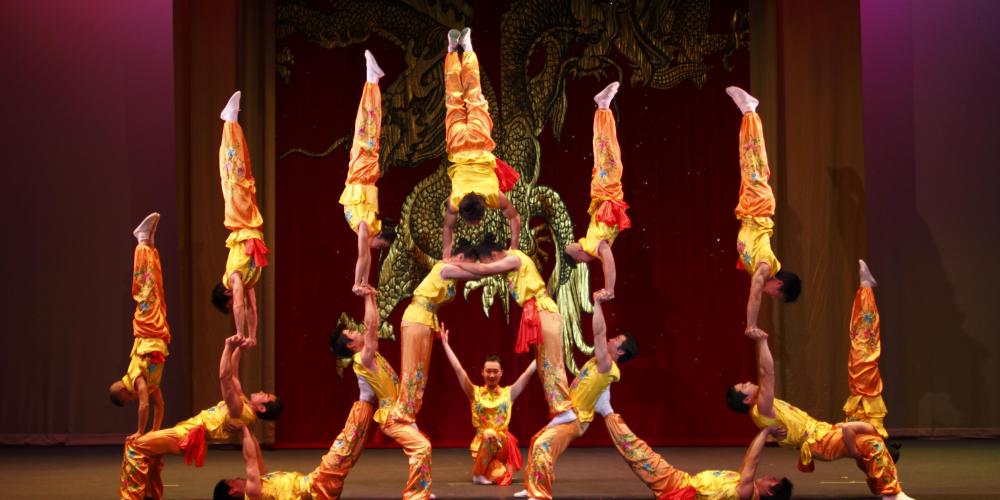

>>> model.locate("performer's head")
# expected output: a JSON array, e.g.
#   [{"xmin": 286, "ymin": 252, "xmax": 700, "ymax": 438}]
[
  {"xmin": 330, "ymin": 319, "xmax": 364, "ymax": 358},
  {"xmin": 764, "ymin": 270, "xmax": 801, "ymax": 303},
  {"xmin": 108, "ymin": 380, "xmax": 134, "ymax": 406},
  {"xmin": 607, "ymin": 333, "xmax": 638, "ymax": 363},
  {"xmin": 757, "ymin": 476, "xmax": 793, "ymax": 500},
  {"xmin": 725, "ymin": 382, "xmax": 758, "ymax": 413},
  {"xmin": 372, "ymin": 218, "xmax": 397, "ymax": 249},
  {"xmin": 450, "ymin": 237, "xmax": 479, "ymax": 262},
  {"xmin": 213, "ymin": 478, "xmax": 245, "ymax": 500},
  {"xmin": 458, "ymin": 193, "xmax": 487, "ymax": 223},
  {"xmin": 250, "ymin": 391, "xmax": 283, "ymax": 420},
  {"xmin": 211, "ymin": 283, "xmax": 233, "ymax": 314},
  {"xmin": 482, "ymin": 355, "xmax": 503, "ymax": 389},
  {"xmin": 476, "ymin": 232, "xmax": 507, "ymax": 262}
]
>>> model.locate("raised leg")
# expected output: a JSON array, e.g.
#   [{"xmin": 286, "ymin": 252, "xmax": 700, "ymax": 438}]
[
  {"xmin": 604, "ymin": 413, "xmax": 691, "ymax": 497},
  {"xmin": 381, "ymin": 420, "xmax": 433, "ymax": 499},
  {"xmin": 458, "ymin": 50, "xmax": 495, "ymax": 153},
  {"xmin": 844, "ymin": 260, "xmax": 887, "ymax": 437},
  {"xmin": 534, "ymin": 311, "xmax": 572, "ymax": 417},
  {"xmin": 523, "ymin": 420, "xmax": 583, "ymax": 500},
  {"xmin": 733, "ymin": 107, "xmax": 775, "ymax": 219},
  {"xmin": 309, "ymin": 400, "xmax": 376, "ymax": 498},
  {"xmin": 444, "ymin": 51, "xmax": 469, "ymax": 154},
  {"xmin": 391, "ymin": 323, "xmax": 434, "ymax": 424},
  {"xmin": 132, "ymin": 241, "xmax": 170, "ymax": 343}
]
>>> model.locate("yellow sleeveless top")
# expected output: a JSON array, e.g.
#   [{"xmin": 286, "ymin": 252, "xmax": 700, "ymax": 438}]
[
  {"xmin": 751, "ymin": 398, "xmax": 832, "ymax": 468},
  {"xmin": 352, "ymin": 352, "xmax": 400, "ymax": 424},
  {"xmin": 569, "ymin": 358, "xmax": 620, "ymax": 423},
  {"xmin": 122, "ymin": 338, "xmax": 169, "ymax": 393},
  {"xmin": 222, "ymin": 228, "xmax": 264, "ymax": 289},
  {"xmin": 447, "ymin": 150, "xmax": 500, "ymax": 209},
  {"xmin": 505, "ymin": 250, "xmax": 558, "ymax": 312},
  {"xmin": 470, "ymin": 385, "xmax": 513, "ymax": 453},
  {"xmin": 401, "ymin": 262, "xmax": 457, "ymax": 330},
  {"xmin": 175, "ymin": 398, "xmax": 258, "ymax": 443},
  {"xmin": 689, "ymin": 470, "xmax": 754, "ymax": 500},
  {"xmin": 737, "ymin": 217, "xmax": 780, "ymax": 277},
  {"xmin": 251, "ymin": 471, "xmax": 312, "ymax": 500}
]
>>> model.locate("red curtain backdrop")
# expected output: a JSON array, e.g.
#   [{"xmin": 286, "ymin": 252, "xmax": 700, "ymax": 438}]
[{"xmin": 275, "ymin": 1, "xmax": 756, "ymax": 448}]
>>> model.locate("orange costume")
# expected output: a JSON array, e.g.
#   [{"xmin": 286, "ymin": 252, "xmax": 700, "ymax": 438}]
[
  {"xmin": 121, "ymin": 243, "xmax": 171, "ymax": 397},
  {"xmin": 844, "ymin": 285, "xmax": 888, "ymax": 438},
  {"xmin": 750, "ymin": 398, "xmax": 901, "ymax": 496},
  {"xmin": 524, "ymin": 358, "xmax": 618, "ymax": 500},
  {"xmin": 734, "ymin": 112, "xmax": 780, "ymax": 277},
  {"xmin": 219, "ymin": 119, "xmax": 269, "ymax": 290},
  {"xmin": 340, "ymin": 81, "xmax": 383, "ymax": 236},
  {"xmin": 606, "ymin": 413, "xmax": 756, "ymax": 500},
  {"xmin": 119, "ymin": 399, "xmax": 258, "ymax": 500},
  {"xmin": 504, "ymin": 250, "xmax": 571, "ymax": 417},
  {"xmin": 468, "ymin": 385, "xmax": 523, "ymax": 485},
  {"xmin": 444, "ymin": 50, "xmax": 519, "ymax": 210},
  {"xmin": 253, "ymin": 400, "xmax": 376, "ymax": 499},
  {"xmin": 578, "ymin": 107, "xmax": 631, "ymax": 256}
]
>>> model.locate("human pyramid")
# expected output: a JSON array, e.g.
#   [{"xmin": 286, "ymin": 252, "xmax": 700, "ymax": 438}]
[{"xmin": 112, "ymin": 28, "xmax": 915, "ymax": 500}]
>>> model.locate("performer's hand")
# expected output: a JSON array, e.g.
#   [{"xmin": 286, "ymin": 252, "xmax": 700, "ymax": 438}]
[
  {"xmin": 223, "ymin": 420, "xmax": 244, "ymax": 434},
  {"xmin": 597, "ymin": 288, "xmax": 615, "ymax": 301},
  {"xmin": 439, "ymin": 323, "xmax": 450, "ymax": 345},
  {"xmin": 744, "ymin": 326, "xmax": 768, "ymax": 340},
  {"xmin": 225, "ymin": 334, "xmax": 242, "ymax": 348},
  {"xmin": 127, "ymin": 431, "xmax": 143, "ymax": 442},
  {"xmin": 766, "ymin": 425, "xmax": 787, "ymax": 440},
  {"xmin": 358, "ymin": 284, "xmax": 378, "ymax": 297},
  {"xmin": 352, "ymin": 284, "xmax": 367, "ymax": 296},
  {"xmin": 241, "ymin": 336, "xmax": 258, "ymax": 349},
  {"xmin": 593, "ymin": 290, "xmax": 611, "ymax": 304}
]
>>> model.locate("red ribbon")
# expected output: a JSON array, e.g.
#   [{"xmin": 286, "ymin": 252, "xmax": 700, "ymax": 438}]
[
  {"xmin": 515, "ymin": 299, "xmax": 542, "ymax": 354},
  {"xmin": 657, "ymin": 486, "xmax": 696, "ymax": 500},
  {"xmin": 495, "ymin": 430, "xmax": 523, "ymax": 485},
  {"xmin": 494, "ymin": 157, "xmax": 521, "ymax": 192},
  {"xmin": 178, "ymin": 425, "xmax": 206, "ymax": 467},
  {"xmin": 245, "ymin": 238, "xmax": 270, "ymax": 269},
  {"xmin": 594, "ymin": 199, "xmax": 632, "ymax": 230}
]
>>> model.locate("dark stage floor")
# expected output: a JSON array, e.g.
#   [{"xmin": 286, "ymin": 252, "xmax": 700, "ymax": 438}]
[{"xmin": 0, "ymin": 440, "xmax": 998, "ymax": 499}]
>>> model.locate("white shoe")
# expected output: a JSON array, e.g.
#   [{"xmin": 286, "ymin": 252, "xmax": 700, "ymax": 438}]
[
  {"xmin": 447, "ymin": 29, "xmax": 461, "ymax": 52},
  {"xmin": 459, "ymin": 27, "xmax": 472, "ymax": 52},
  {"xmin": 883, "ymin": 493, "xmax": 915, "ymax": 500},
  {"xmin": 365, "ymin": 50, "xmax": 384, "ymax": 84},
  {"xmin": 472, "ymin": 475, "xmax": 492, "ymax": 485},
  {"xmin": 859, "ymin": 259, "xmax": 878, "ymax": 288},
  {"xmin": 725, "ymin": 86, "xmax": 758, "ymax": 115},
  {"xmin": 513, "ymin": 489, "xmax": 529, "ymax": 498},
  {"xmin": 594, "ymin": 82, "xmax": 619, "ymax": 109},
  {"xmin": 133, "ymin": 212, "xmax": 160, "ymax": 244},
  {"xmin": 220, "ymin": 91, "xmax": 241, "ymax": 122}
]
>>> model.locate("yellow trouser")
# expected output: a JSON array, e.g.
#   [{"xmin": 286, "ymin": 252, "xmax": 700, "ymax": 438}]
[
  {"xmin": 535, "ymin": 310, "xmax": 573, "ymax": 417},
  {"xmin": 390, "ymin": 323, "xmax": 433, "ymax": 424},
  {"xmin": 524, "ymin": 419, "xmax": 584, "ymax": 500},
  {"xmin": 444, "ymin": 51, "xmax": 495, "ymax": 155},
  {"xmin": 119, "ymin": 430, "xmax": 182, "ymax": 500},
  {"xmin": 808, "ymin": 429, "xmax": 901, "ymax": 496},
  {"xmin": 132, "ymin": 243, "xmax": 170, "ymax": 343},
  {"xmin": 605, "ymin": 413, "xmax": 691, "ymax": 497},
  {"xmin": 844, "ymin": 286, "xmax": 888, "ymax": 437},
  {"xmin": 471, "ymin": 428, "xmax": 508, "ymax": 483},
  {"xmin": 381, "ymin": 419, "xmax": 433, "ymax": 500},
  {"xmin": 734, "ymin": 112, "xmax": 776, "ymax": 219},
  {"xmin": 308, "ymin": 400, "xmax": 375, "ymax": 499}
]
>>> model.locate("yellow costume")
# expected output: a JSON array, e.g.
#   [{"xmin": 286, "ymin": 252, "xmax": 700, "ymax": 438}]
[
  {"xmin": 220, "ymin": 119, "xmax": 268, "ymax": 289},
  {"xmin": 505, "ymin": 250, "xmax": 570, "ymax": 418},
  {"xmin": 400, "ymin": 262, "xmax": 457, "ymax": 332},
  {"xmin": 444, "ymin": 50, "xmax": 502, "ymax": 210},
  {"xmin": 843, "ymin": 285, "xmax": 888, "ymax": 438},
  {"xmin": 569, "ymin": 358, "xmax": 620, "ymax": 424},
  {"xmin": 750, "ymin": 398, "xmax": 900, "ymax": 495},
  {"xmin": 255, "ymin": 471, "xmax": 311, "ymax": 499},
  {"xmin": 120, "ymin": 399, "xmax": 258, "ymax": 500},
  {"xmin": 734, "ymin": 112, "xmax": 779, "ymax": 277},
  {"xmin": 340, "ymin": 81, "xmax": 383, "ymax": 236},
  {"xmin": 352, "ymin": 352, "xmax": 399, "ymax": 424},
  {"xmin": 579, "ymin": 107, "xmax": 631, "ymax": 257},
  {"xmin": 469, "ymin": 385, "xmax": 521, "ymax": 485},
  {"xmin": 122, "ymin": 243, "xmax": 171, "ymax": 395}
]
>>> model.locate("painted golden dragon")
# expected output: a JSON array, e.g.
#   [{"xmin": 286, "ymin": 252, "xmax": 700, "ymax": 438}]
[{"xmin": 276, "ymin": 0, "xmax": 747, "ymax": 373}]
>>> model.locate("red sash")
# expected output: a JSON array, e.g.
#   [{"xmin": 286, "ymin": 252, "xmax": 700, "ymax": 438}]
[
  {"xmin": 515, "ymin": 299, "xmax": 542, "ymax": 354},
  {"xmin": 657, "ymin": 486, "xmax": 696, "ymax": 500},
  {"xmin": 494, "ymin": 157, "xmax": 521, "ymax": 192},
  {"xmin": 178, "ymin": 425, "xmax": 206, "ymax": 467},
  {"xmin": 594, "ymin": 199, "xmax": 632, "ymax": 230},
  {"xmin": 496, "ymin": 430, "xmax": 523, "ymax": 485},
  {"xmin": 146, "ymin": 351, "xmax": 166, "ymax": 366},
  {"xmin": 245, "ymin": 238, "xmax": 270, "ymax": 269}
]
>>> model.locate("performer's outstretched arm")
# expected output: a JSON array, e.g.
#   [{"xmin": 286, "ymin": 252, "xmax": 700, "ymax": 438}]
[
  {"xmin": 737, "ymin": 426, "xmax": 784, "ymax": 499},
  {"xmin": 229, "ymin": 272, "xmax": 248, "ymax": 339},
  {"xmin": 835, "ymin": 421, "xmax": 881, "ymax": 459},
  {"xmin": 453, "ymin": 255, "xmax": 521, "ymax": 277},
  {"xmin": 439, "ymin": 323, "xmax": 474, "ymax": 401},
  {"xmin": 442, "ymin": 204, "xmax": 458, "ymax": 259},
  {"xmin": 359, "ymin": 288, "xmax": 379, "ymax": 369},
  {"xmin": 596, "ymin": 241, "xmax": 617, "ymax": 298},
  {"xmin": 355, "ymin": 221, "xmax": 373, "ymax": 293},
  {"xmin": 150, "ymin": 386, "xmax": 164, "ymax": 432},
  {"xmin": 592, "ymin": 291, "xmax": 613, "ymax": 373},
  {"xmin": 241, "ymin": 426, "xmax": 264, "ymax": 499},
  {"xmin": 130, "ymin": 376, "xmax": 150, "ymax": 439},
  {"xmin": 438, "ymin": 261, "xmax": 482, "ymax": 281},
  {"xmin": 220, "ymin": 335, "xmax": 246, "ymax": 419},
  {"xmin": 497, "ymin": 193, "xmax": 521, "ymax": 250},
  {"xmin": 509, "ymin": 359, "xmax": 537, "ymax": 400},
  {"xmin": 746, "ymin": 263, "xmax": 770, "ymax": 333},
  {"xmin": 246, "ymin": 284, "xmax": 258, "ymax": 347},
  {"xmin": 751, "ymin": 330, "xmax": 776, "ymax": 418}
]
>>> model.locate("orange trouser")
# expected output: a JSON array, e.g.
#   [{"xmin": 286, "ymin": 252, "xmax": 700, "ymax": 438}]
[
  {"xmin": 535, "ymin": 310, "xmax": 573, "ymax": 417},
  {"xmin": 590, "ymin": 108, "xmax": 625, "ymax": 205},
  {"xmin": 604, "ymin": 413, "xmax": 690, "ymax": 497},
  {"xmin": 524, "ymin": 419, "xmax": 584, "ymax": 500},
  {"xmin": 808, "ymin": 429, "xmax": 901, "ymax": 496},
  {"xmin": 346, "ymin": 82, "xmax": 381, "ymax": 186},
  {"xmin": 381, "ymin": 419, "xmax": 433, "ymax": 500},
  {"xmin": 220, "ymin": 121, "xmax": 264, "ymax": 231},
  {"xmin": 309, "ymin": 400, "xmax": 375, "ymax": 499},
  {"xmin": 119, "ymin": 430, "xmax": 183, "ymax": 500},
  {"xmin": 444, "ymin": 51, "xmax": 495, "ymax": 155},
  {"xmin": 132, "ymin": 244, "xmax": 170, "ymax": 343},
  {"xmin": 471, "ymin": 429, "xmax": 509, "ymax": 483},
  {"xmin": 734, "ymin": 112, "xmax": 776, "ymax": 219},
  {"xmin": 844, "ymin": 286, "xmax": 888, "ymax": 437}
]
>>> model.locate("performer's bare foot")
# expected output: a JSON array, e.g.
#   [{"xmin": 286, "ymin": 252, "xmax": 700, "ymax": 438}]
[
  {"xmin": 447, "ymin": 29, "xmax": 461, "ymax": 52},
  {"xmin": 472, "ymin": 475, "xmax": 491, "ymax": 485},
  {"xmin": 364, "ymin": 50, "xmax": 384, "ymax": 84},
  {"xmin": 133, "ymin": 212, "xmax": 160, "ymax": 245},
  {"xmin": 725, "ymin": 86, "xmax": 758, "ymax": 115},
  {"xmin": 220, "ymin": 90, "xmax": 241, "ymax": 122},
  {"xmin": 594, "ymin": 81, "xmax": 619, "ymax": 109},
  {"xmin": 859, "ymin": 259, "xmax": 878, "ymax": 288},
  {"xmin": 460, "ymin": 27, "xmax": 472, "ymax": 52}
]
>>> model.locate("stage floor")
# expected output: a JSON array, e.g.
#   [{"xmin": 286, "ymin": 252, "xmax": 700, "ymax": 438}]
[{"xmin": 1, "ymin": 439, "xmax": 997, "ymax": 499}]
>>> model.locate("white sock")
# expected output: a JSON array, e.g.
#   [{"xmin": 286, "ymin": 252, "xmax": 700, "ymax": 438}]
[
  {"xmin": 546, "ymin": 409, "xmax": 577, "ymax": 428},
  {"xmin": 472, "ymin": 475, "xmax": 491, "ymax": 485},
  {"xmin": 725, "ymin": 86, "xmax": 758, "ymax": 114},
  {"xmin": 447, "ymin": 29, "xmax": 460, "ymax": 53},
  {"xmin": 460, "ymin": 27, "xmax": 472, "ymax": 52},
  {"xmin": 133, "ymin": 212, "xmax": 159, "ymax": 244},
  {"xmin": 220, "ymin": 91, "xmax": 241, "ymax": 122},
  {"xmin": 594, "ymin": 82, "xmax": 619, "ymax": 109},
  {"xmin": 859, "ymin": 259, "xmax": 878, "ymax": 288},
  {"xmin": 365, "ymin": 50, "xmax": 384, "ymax": 84},
  {"xmin": 513, "ymin": 489, "xmax": 529, "ymax": 498},
  {"xmin": 357, "ymin": 378, "xmax": 376, "ymax": 403},
  {"xmin": 594, "ymin": 387, "xmax": 613, "ymax": 417}
]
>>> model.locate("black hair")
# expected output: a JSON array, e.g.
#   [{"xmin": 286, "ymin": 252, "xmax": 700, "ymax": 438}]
[
  {"xmin": 775, "ymin": 270, "xmax": 801, "ymax": 303},
  {"xmin": 760, "ymin": 478, "xmax": 793, "ymax": 500},
  {"xmin": 329, "ymin": 326, "xmax": 354, "ymax": 359},
  {"xmin": 458, "ymin": 193, "xmax": 487, "ymax": 222},
  {"xmin": 617, "ymin": 333, "xmax": 638, "ymax": 363},
  {"xmin": 213, "ymin": 479, "xmax": 238, "ymax": 500},
  {"xmin": 211, "ymin": 283, "xmax": 231, "ymax": 314},
  {"xmin": 484, "ymin": 355, "xmax": 501, "ymax": 365},
  {"xmin": 453, "ymin": 237, "xmax": 479, "ymax": 260},
  {"xmin": 726, "ymin": 386, "xmax": 751, "ymax": 414},
  {"xmin": 887, "ymin": 439, "xmax": 902, "ymax": 464},
  {"xmin": 476, "ymin": 232, "xmax": 506, "ymax": 257},
  {"xmin": 378, "ymin": 217, "xmax": 397, "ymax": 245},
  {"xmin": 256, "ymin": 396, "xmax": 284, "ymax": 421}
]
